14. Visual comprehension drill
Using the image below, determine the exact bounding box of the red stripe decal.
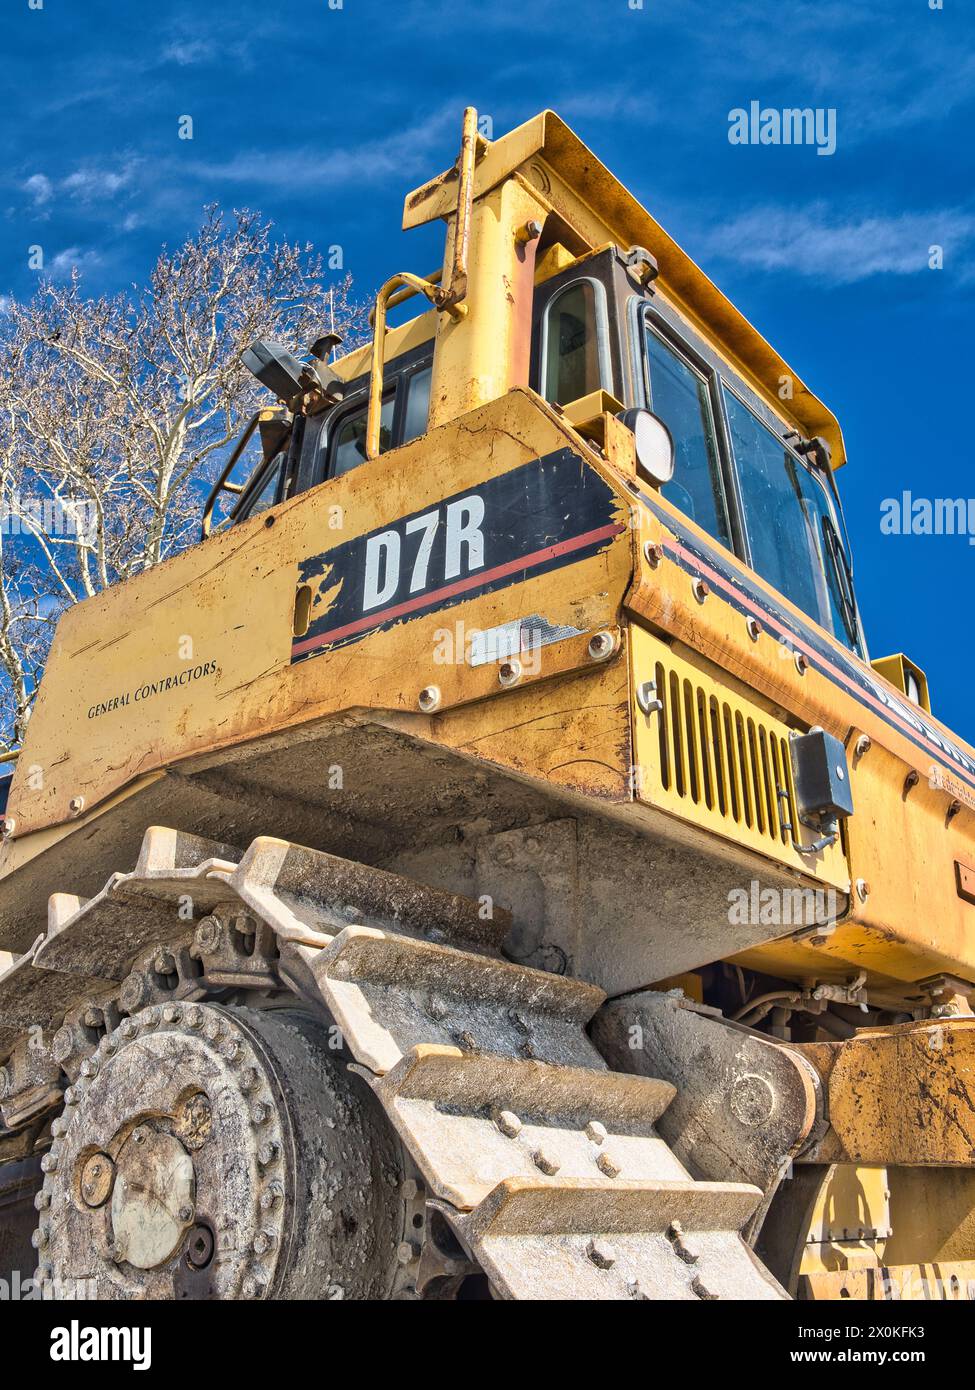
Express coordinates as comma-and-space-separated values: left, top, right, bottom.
292, 522, 625, 657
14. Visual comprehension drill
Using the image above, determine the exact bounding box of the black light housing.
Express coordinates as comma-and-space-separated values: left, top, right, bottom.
242, 339, 305, 401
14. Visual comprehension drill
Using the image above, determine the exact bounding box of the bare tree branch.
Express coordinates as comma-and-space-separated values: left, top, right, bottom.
0, 207, 367, 744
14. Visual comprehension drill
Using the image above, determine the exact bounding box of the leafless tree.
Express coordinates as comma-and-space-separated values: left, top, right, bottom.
0, 207, 365, 746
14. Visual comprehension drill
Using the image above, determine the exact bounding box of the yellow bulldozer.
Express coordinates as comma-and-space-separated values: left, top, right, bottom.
1, 107, 973, 1303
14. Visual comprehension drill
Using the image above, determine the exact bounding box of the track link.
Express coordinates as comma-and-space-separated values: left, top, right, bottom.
0, 825, 785, 1300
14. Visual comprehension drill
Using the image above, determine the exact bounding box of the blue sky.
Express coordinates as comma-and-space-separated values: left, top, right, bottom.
3, 0, 974, 735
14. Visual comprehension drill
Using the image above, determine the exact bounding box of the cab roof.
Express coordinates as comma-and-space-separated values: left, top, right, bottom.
403, 109, 847, 469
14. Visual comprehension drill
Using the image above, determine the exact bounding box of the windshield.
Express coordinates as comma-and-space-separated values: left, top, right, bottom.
645, 326, 732, 549
722, 387, 860, 653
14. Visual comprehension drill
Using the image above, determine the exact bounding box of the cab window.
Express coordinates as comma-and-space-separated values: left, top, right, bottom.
723, 387, 859, 651
328, 394, 396, 479
644, 325, 732, 549
402, 366, 432, 444
544, 281, 604, 405
234, 452, 286, 521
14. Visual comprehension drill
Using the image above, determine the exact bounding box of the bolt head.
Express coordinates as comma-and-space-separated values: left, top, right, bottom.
531, 1149, 560, 1176
119, 972, 148, 1013
194, 917, 222, 955
252, 1229, 275, 1256
418, 685, 441, 713
492, 1108, 522, 1139
68, 796, 85, 816
596, 1151, 621, 1179
260, 1182, 284, 1211
588, 631, 616, 661
587, 1238, 616, 1269
585, 1120, 608, 1144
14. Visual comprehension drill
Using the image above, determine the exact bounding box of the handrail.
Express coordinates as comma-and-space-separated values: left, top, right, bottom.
364, 106, 479, 462
365, 274, 443, 461
439, 104, 478, 311
200, 411, 261, 540
367, 268, 442, 327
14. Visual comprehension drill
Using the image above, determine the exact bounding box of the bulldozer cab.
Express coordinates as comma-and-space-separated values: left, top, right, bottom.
218, 117, 863, 662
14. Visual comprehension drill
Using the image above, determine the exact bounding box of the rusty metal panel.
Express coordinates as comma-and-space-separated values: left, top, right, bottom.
802, 1262, 975, 1301
3, 391, 632, 839
796, 1018, 975, 1166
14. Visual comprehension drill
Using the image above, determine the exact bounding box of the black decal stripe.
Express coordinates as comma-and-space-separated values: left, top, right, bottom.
292, 521, 623, 657
292, 450, 623, 662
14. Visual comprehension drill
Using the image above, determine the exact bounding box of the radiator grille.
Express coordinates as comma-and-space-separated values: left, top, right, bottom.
631, 625, 849, 885
652, 660, 799, 848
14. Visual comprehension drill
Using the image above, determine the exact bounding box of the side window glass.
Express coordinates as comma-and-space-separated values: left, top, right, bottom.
544, 281, 603, 405
645, 326, 731, 549
723, 387, 858, 649
329, 396, 395, 479
402, 367, 432, 444
237, 455, 284, 520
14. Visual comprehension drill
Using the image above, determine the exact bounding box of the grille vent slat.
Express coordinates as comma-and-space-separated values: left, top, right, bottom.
649, 659, 799, 852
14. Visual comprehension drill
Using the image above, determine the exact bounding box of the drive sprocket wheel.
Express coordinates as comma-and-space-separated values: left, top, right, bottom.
32, 1003, 410, 1299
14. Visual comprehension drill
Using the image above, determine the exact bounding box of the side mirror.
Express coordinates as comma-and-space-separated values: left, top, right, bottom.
871, 653, 931, 713
617, 408, 675, 488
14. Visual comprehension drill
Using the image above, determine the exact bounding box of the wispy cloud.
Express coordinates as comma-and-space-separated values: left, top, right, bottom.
182, 105, 459, 191
61, 163, 138, 202
696, 203, 975, 284
161, 38, 217, 66
46, 247, 102, 279
23, 173, 53, 207
16, 161, 139, 216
